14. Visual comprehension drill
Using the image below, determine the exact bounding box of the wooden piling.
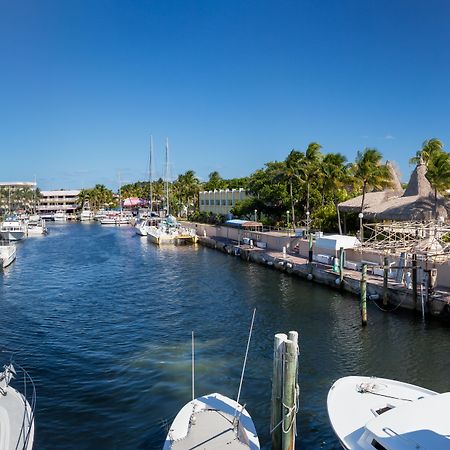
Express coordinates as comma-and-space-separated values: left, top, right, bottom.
282, 335, 298, 450
360, 264, 367, 326
339, 247, 345, 285
412, 254, 418, 311
271, 333, 287, 450
383, 256, 389, 307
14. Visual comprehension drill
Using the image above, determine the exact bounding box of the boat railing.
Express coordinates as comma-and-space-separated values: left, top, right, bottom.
14, 362, 36, 450
382, 427, 425, 448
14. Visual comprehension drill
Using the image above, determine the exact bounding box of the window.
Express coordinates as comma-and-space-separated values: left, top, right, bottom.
371, 439, 388, 450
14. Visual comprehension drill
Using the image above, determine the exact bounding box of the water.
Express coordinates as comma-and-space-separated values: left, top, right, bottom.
0, 223, 449, 449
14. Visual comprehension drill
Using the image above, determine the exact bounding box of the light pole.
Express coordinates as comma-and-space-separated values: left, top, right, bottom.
358, 212, 364, 243
286, 210, 290, 236
254, 209, 257, 223
306, 210, 310, 238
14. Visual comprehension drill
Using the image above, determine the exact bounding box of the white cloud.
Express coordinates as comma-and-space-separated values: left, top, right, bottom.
385, 134, 395, 140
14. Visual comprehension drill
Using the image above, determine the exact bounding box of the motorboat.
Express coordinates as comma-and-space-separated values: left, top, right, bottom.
147, 216, 197, 245
53, 210, 67, 222
163, 392, 259, 450
26, 215, 48, 236
0, 362, 35, 449
94, 209, 107, 221
327, 376, 449, 450
79, 201, 94, 221
0, 241, 16, 268
100, 211, 131, 226
0, 217, 27, 241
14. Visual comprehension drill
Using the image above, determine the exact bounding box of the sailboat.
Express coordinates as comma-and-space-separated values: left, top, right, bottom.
327, 376, 449, 450
163, 311, 260, 449
101, 175, 130, 226
135, 135, 159, 236
147, 139, 197, 245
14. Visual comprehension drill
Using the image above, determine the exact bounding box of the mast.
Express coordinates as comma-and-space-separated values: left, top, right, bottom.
149, 135, 153, 214
165, 138, 170, 216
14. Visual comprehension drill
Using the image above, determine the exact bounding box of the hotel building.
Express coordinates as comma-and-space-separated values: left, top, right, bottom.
38, 189, 81, 216
199, 188, 248, 215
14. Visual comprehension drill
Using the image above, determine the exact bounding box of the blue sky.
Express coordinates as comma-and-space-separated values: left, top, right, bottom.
1, 0, 449, 190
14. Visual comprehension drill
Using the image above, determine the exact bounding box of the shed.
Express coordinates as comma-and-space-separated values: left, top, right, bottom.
315, 234, 361, 256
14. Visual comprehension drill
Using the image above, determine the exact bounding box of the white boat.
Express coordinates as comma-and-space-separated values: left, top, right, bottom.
163, 392, 259, 449
79, 201, 94, 221
100, 212, 131, 226
26, 215, 48, 236
147, 216, 197, 245
0, 241, 17, 268
327, 376, 449, 450
53, 210, 67, 222
0, 362, 35, 450
0, 217, 27, 241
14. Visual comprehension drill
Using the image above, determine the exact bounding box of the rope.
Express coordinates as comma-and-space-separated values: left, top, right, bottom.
357, 383, 414, 402
370, 296, 407, 312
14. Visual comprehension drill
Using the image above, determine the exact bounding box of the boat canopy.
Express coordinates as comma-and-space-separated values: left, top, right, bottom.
225, 219, 263, 229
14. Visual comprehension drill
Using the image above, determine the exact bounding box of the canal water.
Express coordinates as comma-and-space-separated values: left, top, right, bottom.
0, 223, 449, 449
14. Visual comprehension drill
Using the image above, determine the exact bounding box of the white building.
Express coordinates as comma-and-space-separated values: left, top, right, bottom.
199, 189, 248, 215
0, 181, 37, 213
38, 189, 80, 216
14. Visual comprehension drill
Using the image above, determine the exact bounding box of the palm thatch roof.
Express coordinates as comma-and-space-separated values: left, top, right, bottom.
338, 162, 450, 221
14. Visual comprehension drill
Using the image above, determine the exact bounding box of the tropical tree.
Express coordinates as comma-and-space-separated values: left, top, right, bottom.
351, 148, 392, 213
321, 152, 350, 234
203, 171, 227, 191
173, 170, 201, 216
425, 150, 450, 218
301, 142, 323, 215
410, 138, 444, 166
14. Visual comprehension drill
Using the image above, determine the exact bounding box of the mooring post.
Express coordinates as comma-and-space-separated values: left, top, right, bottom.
271, 333, 287, 450
282, 334, 298, 450
412, 253, 418, 311
339, 247, 345, 285
360, 264, 368, 326
383, 256, 389, 306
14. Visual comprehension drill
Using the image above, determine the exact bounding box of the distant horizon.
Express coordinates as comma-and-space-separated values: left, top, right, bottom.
1, 1, 449, 191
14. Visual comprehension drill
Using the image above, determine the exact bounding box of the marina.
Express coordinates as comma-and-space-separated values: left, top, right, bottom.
0, 223, 449, 449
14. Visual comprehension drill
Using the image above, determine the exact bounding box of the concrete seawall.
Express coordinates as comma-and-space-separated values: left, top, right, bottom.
197, 235, 450, 324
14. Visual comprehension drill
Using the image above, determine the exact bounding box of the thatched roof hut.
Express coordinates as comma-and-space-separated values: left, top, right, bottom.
338, 162, 449, 221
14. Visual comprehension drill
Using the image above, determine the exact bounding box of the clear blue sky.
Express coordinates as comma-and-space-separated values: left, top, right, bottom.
1, 0, 449, 190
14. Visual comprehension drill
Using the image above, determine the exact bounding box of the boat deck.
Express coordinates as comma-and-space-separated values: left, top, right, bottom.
171, 409, 249, 449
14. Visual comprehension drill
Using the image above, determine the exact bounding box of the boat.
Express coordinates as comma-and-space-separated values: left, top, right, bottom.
0, 216, 27, 241
0, 361, 35, 449
164, 311, 259, 450
0, 241, 17, 268
327, 376, 449, 450
79, 201, 94, 221
26, 215, 48, 236
53, 210, 67, 222
94, 209, 107, 221
100, 211, 132, 226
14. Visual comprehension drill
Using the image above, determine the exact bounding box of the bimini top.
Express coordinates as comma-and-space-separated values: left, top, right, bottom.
225, 219, 263, 229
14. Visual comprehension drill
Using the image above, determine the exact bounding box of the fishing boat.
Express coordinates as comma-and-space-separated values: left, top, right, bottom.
327, 376, 449, 450
53, 210, 67, 222
0, 362, 36, 449
0, 241, 17, 268
26, 215, 48, 236
163, 311, 259, 450
0, 216, 27, 241
79, 201, 94, 221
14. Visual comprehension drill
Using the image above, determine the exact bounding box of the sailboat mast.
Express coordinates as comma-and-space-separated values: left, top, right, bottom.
165, 138, 170, 216
149, 135, 153, 214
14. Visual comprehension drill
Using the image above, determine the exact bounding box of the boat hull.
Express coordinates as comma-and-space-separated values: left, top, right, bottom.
0, 244, 16, 268
0, 230, 25, 241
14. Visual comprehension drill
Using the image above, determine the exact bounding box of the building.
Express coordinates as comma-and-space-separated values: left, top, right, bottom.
38, 189, 81, 217
199, 188, 248, 215
0, 181, 37, 213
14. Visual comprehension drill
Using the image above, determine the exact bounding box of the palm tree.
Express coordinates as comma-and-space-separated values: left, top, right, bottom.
281, 150, 304, 228
321, 153, 349, 234
351, 148, 392, 213
425, 150, 450, 218
409, 138, 444, 166
301, 142, 322, 215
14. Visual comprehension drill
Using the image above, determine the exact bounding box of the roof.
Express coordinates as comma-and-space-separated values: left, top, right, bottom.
41, 190, 81, 196
225, 219, 263, 228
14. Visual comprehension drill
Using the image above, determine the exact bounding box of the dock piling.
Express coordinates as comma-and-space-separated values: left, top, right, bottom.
383, 256, 389, 307
360, 264, 368, 326
339, 247, 344, 285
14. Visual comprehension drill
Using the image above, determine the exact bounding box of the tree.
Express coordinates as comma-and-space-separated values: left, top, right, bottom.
301, 142, 323, 215
351, 148, 392, 213
203, 171, 227, 191
410, 138, 444, 166
425, 150, 450, 218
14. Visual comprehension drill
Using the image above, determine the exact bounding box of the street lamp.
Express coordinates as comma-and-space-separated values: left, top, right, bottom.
358, 212, 364, 243
306, 210, 310, 237
286, 210, 290, 236
254, 209, 257, 223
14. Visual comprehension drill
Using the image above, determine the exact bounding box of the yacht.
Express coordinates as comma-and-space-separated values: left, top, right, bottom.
26, 215, 48, 236
327, 376, 449, 450
79, 201, 94, 221
0, 241, 16, 268
53, 210, 67, 222
0, 217, 27, 241
0, 362, 35, 449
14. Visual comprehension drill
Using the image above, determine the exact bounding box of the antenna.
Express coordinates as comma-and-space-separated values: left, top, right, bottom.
236, 308, 256, 407
191, 331, 195, 402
